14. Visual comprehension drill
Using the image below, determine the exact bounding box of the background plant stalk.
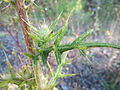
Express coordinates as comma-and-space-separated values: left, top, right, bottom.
15, 0, 34, 55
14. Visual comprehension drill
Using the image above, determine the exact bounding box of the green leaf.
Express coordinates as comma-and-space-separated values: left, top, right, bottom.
101, 80, 111, 89
19, 81, 26, 89
10, 78, 24, 85
29, 32, 44, 47
41, 50, 50, 65
49, 12, 63, 30
54, 9, 74, 46
54, 46, 62, 65
54, 24, 67, 46
24, 53, 33, 59
71, 29, 93, 45
32, 55, 39, 65
62, 58, 74, 65
61, 51, 69, 65
47, 61, 54, 76
51, 82, 58, 89
79, 50, 86, 57
37, 42, 120, 58
0, 80, 9, 88
79, 43, 120, 49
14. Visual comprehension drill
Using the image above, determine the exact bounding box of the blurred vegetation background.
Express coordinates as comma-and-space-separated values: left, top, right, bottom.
0, 0, 120, 43
1, 0, 120, 30
0, 0, 120, 89
0, 0, 120, 47
0, 0, 120, 78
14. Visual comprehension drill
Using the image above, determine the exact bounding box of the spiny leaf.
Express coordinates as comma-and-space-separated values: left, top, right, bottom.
54, 46, 62, 64
29, 32, 43, 44
71, 29, 93, 45
49, 12, 63, 30
54, 24, 67, 46
71, 29, 92, 57
79, 50, 86, 57
78, 46, 87, 57
41, 50, 50, 65
54, 9, 74, 46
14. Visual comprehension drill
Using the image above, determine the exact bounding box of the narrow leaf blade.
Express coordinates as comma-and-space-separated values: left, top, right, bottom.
71, 29, 93, 45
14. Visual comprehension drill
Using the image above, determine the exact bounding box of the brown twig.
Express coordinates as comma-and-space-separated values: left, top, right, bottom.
15, 0, 34, 55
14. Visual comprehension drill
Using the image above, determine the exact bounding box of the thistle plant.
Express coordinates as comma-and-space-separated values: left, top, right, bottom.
0, 10, 120, 90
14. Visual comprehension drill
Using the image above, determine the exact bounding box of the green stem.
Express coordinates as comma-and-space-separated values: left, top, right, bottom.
80, 43, 120, 49
42, 43, 120, 53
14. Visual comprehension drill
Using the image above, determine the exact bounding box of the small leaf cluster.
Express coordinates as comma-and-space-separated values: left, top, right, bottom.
25, 12, 120, 65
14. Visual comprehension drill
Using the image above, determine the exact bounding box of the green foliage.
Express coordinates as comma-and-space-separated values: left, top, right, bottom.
23, 12, 120, 89
101, 79, 117, 90
0, 1, 120, 89
0, 14, 120, 88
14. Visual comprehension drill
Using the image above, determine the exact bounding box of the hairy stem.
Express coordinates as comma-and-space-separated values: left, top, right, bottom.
42, 43, 120, 53
15, 0, 34, 55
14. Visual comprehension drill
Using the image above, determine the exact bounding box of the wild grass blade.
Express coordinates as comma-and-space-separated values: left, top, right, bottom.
3, 50, 16, 79
47, 61, 54, 77
33, 60, 42, 90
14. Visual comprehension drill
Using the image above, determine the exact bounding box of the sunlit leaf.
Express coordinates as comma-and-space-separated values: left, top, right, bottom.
47, 61, 54, 76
